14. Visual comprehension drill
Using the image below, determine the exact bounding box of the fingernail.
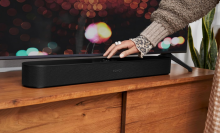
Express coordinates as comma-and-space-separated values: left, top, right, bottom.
120, 54, 124, 58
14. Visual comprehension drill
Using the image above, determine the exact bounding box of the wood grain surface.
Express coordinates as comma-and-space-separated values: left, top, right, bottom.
0, 64, 214, 110
0, 93, 122, 133
125, 79, 212, 133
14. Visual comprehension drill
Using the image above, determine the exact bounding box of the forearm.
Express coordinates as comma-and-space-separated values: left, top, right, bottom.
140, 0, 219, 47
151, 0, 219, 34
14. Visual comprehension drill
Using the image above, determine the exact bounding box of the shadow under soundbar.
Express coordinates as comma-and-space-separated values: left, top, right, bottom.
22, 56, 171, 88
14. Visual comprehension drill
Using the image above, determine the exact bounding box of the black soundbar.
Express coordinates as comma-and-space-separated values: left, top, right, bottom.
22, 56, 171, 88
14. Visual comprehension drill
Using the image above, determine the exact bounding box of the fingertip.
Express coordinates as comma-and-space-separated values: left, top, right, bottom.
120, 54, 125, 58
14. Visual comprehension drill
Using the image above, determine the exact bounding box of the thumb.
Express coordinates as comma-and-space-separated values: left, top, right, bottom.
119, 46, 139, 58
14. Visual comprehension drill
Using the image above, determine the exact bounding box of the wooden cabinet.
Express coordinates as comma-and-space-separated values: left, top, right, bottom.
0, 64, 214, 133
126, 80, 212, 133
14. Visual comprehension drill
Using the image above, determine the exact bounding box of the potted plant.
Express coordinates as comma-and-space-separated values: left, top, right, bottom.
188, 8, 218, 70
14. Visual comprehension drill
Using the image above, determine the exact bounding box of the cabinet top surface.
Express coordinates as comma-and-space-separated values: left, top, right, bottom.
0, 64, 214, 110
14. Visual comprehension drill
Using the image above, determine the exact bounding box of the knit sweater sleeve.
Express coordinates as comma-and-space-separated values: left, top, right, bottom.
140, 0, 219, 47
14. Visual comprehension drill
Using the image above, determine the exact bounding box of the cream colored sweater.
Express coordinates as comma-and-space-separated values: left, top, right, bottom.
141, 0, 219, 47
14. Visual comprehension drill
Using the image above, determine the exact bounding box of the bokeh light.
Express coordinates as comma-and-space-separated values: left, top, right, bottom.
48, 42, 58, 49
144, 12, 151, 19
137, 8, 144, 14
130, 2, 138, 9
164, 37, 172, 43
38, 51, 48, 55
28, 51, 39, 56
178, 36, 185, 44
97, 22, 111, 38
85, 23, 98, 41
37, 7, 47, 15
43, 10, 52, 18
26, 47, 39, 55
62, 2, 71, 10
16, 50, 27, 56
86, 10, 96, 18
64, 49, 73, 55
0, 51, 9, 56
161, 41, 170, 49
43, 47, 52, 54
85, 22, 112, 44
21, 22, 31, 29
171, 37, 179, 46
1, 0, 10, 7
133, 0, 140, 4
158, 36, 185, 49
139, 2, 147, 9
0, 0, 187, 57
158, 42, 162, 49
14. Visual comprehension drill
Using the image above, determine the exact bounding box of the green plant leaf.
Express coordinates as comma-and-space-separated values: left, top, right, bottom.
206, 56, 211, 69
200, 39, 205, 68
204, 8, 216, 39
202, 17, 210, 69
195, 48, 201, 66
209, 30, 218, 70
188, 26, 201, 67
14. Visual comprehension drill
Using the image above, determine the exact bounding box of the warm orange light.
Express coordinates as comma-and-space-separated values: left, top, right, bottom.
139, 2, 147, 9
93, 4, 97, 10
133, 0, 140, 4
83, 4, 87, 10
178, 36, 185, 44
84, 0, 89, 3
130, 2, 138, 9
97, 22, 112, 38
64, 49, 73, 55
89, 0, 94, 4
87, 4, 92, 10
97, 4, 103, 10
74, 2, 80, 9
137, 8, 144, 14
124, 0, 132, 3
78, 2, 83, 10
144, 12, 151, 19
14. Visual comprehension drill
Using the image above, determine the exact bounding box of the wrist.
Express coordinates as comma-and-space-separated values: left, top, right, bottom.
130, 35, 153, 58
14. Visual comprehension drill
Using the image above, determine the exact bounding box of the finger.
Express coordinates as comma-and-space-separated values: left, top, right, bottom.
103, 44, 116, 56
119, 46, 139, 58
107, 42, 129, 58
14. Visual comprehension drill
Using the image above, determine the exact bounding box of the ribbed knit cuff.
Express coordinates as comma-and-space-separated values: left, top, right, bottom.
140, 21, 170, 47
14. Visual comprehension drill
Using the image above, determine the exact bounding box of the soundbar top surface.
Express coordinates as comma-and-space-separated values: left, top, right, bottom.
22, 56, 170, 66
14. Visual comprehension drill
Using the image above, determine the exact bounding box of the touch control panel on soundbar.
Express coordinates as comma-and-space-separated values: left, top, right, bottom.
22, 56, 171, 88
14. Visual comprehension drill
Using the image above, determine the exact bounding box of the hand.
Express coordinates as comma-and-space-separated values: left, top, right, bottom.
103, 40, 139, 59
